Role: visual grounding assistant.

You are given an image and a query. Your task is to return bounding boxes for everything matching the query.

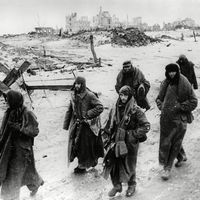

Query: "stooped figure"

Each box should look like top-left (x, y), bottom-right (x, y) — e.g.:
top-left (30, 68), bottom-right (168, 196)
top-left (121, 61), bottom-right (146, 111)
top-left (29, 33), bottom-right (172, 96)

top-left (63, 76), bottom-right (104, 174)
top-left (156, 63), bottom-right (198, 180)
top-left (176, 54), bottom-right (198, 90)
top-left (0, 90), bottom-right (44, 200)
top-left (176, 54), bottom-right (198, 164)
top-left (115, 60), bottom-right (151, 111)
top-left (102, 86), bottom-right (150, 197)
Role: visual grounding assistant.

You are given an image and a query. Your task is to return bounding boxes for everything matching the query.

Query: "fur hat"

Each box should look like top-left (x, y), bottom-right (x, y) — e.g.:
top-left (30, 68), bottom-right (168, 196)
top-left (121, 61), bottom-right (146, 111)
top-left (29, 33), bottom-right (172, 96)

top-left (75, 76), bottom-right (86, 85)
top-left (6, 90), bottom-right (24, 109)
top-left (177, 54), bottom-right (188, 64)
top-left (165, 63), bottom-right (180, 84)
top-left (179, 54), bottom-right (187, 60)
top-left (72, 76), bottom-right (86, 92)
top-left (165, 63), bottom-right (180, 73)
top-left (123, 60), bottom-right (132, 68)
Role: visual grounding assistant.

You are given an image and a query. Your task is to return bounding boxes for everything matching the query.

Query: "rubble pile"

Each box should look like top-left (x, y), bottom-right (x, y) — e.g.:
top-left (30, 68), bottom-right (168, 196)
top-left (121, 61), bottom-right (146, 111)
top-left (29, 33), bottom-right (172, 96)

top-left (111, 27), bottom-right (161, 47)
top-left (68, 28), bottom-right (161, 47)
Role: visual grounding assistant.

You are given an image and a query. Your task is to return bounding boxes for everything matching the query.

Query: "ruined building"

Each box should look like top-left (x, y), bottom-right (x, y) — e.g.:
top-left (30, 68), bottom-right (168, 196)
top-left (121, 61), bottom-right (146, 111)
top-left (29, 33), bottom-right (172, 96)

top-left (93, 7), bottom-right (112, 29)
top-left (65, 13), bottom-right (90, 33)
top-left (35, 27), bottom-right (55, 35)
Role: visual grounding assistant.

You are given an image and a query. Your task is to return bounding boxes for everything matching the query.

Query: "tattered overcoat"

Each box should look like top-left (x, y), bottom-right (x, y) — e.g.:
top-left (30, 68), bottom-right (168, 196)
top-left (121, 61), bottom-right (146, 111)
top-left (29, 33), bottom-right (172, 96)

top-left (115, 67), bottom-right (150, 109)
top-left (63, 89), bottom-right (104, 168)
top-left (0, 106), bottom-right (43, 200)
top-left (103, 97), bottom-right (150, 183)
top-left (156, 74), bottom-right (197, 169)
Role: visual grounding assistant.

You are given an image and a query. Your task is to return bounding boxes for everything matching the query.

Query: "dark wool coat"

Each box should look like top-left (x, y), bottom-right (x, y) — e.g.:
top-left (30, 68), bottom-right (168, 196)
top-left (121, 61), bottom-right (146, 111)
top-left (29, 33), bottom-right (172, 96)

top-left (63, 89), bottom-right (104, 168)
top-left (115, 67), bottom-right (150, 109)
top-left (176, 59), bottom-right (198, 89)
top-left (103, 97), bottom-right (150, 183)
top-left (156, 74), bottom-right (197, 169)
top-left (0, 107), bottom-right (43, 200)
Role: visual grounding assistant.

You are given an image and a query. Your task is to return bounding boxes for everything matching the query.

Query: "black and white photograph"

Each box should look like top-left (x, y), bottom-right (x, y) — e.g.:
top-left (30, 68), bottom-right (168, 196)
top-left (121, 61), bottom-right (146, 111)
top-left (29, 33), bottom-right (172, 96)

top-left (0, 0), bottom-right (200, 199)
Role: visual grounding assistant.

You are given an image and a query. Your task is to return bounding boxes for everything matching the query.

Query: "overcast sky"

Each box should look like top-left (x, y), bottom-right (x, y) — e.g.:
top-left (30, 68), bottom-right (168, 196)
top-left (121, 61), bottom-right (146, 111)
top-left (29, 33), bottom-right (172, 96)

top-left (1, 0), bottom-right (200, 35)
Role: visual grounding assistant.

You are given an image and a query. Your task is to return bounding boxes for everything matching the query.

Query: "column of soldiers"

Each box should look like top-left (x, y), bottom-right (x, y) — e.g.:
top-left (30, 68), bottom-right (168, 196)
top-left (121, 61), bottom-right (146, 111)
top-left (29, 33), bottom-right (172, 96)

top-left (0, 54), bottom-right (198, 199)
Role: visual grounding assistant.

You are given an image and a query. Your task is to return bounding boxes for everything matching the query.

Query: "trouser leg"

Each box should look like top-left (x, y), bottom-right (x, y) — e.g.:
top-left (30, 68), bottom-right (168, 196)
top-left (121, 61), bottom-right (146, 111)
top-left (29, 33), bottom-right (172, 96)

top-left (1, 147), bottom-right (26, 200)
top-left (128, 174), bottom-right (136, 186)
top-left (165, 121), bottom-right (187, 170)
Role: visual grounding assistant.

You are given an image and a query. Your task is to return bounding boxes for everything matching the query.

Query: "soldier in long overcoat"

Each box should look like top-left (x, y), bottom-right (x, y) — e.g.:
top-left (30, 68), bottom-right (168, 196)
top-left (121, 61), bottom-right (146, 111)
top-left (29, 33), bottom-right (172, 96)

top-left (176, 54), bottom-right (198, 89)
top-left (156, 63), bottom-right (197, 180)
top-left (102, 85), bottom-right (150, 197)
top-left (0, 90), bottom-right (44, 200)
top-left (115, 60), bottom-right (150, 110)
top-left (63, 76), bottom-right (104, 174)
top-left (176, 55), bottom-right (198, 165)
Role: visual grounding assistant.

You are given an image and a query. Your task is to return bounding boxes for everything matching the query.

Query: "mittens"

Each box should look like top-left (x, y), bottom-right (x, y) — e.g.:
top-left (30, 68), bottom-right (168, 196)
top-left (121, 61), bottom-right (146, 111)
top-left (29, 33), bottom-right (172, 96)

top-left (133, 131), bottom-right (147, 143)
top-left (156, 99), bottom-right (162, 110)
top-left (174, 103), bottom-right (181, 112)
top-left (115, 141), bottom-right (128, 158)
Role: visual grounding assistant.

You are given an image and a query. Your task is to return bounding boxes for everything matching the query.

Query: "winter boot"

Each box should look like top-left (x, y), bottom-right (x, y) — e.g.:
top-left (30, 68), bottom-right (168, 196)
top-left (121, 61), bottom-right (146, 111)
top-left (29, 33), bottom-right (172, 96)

top-left (175, 158), bottom-right (187, 168)
top-left (108, 184), bottom-right (122, 197)
top-left (74, 167), bottom-right (86, 174)
top-left (126, 185), bottom-right (136, 197)
top-left (161, 169), bottom-right (171, 181)
top-left (30, 180), bottom-right (44, 196)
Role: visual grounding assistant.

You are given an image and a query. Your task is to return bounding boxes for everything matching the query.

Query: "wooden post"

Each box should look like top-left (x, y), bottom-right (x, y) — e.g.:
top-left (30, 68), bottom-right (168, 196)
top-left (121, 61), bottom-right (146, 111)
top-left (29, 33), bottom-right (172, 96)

top-left (43, 46), bottom-right (46, 57)
top-left (181, 33), bottom-right (184, 41)
top-left (89, 34), bottom-right (98, 64)
top-left (193, 30), bottom-right (197, 42)
top-left (99, 58), bottom-right (101, 67)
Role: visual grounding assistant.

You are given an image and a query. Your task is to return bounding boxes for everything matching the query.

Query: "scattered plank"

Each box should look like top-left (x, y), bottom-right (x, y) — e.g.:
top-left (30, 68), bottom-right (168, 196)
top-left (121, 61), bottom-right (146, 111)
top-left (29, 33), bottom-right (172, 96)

top-left (25, 84), bottom-right (72, 90)
top-left (0, 63), bottom-right (10, 75)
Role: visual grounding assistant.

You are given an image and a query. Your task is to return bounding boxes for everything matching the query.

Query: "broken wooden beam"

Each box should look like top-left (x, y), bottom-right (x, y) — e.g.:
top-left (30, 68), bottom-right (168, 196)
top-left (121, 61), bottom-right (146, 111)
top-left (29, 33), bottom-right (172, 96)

top-left (25, 84), bottom-right (72, 90)
top-left (46, 55), bottom-right (93, 65)
top-left (0, 63), bottom-right (10, 75)
top-left (3, 68), bottom-right (18, 86)
top-left (24, 77), bottom-right (74, 91)
top-left (0, 61), bottom-right (31, 95)
top-left (3, 61), bottom-right (31, 87)
top-left (25, 77), bottom-right (75, 83)
top-left (0, 81), bottom-right (10, 93)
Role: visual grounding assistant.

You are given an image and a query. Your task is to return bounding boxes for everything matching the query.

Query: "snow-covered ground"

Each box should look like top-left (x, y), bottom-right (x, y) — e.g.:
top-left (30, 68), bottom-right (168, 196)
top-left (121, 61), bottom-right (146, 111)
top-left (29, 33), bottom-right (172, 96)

top-left (0, 31), bottom-right (200, 200)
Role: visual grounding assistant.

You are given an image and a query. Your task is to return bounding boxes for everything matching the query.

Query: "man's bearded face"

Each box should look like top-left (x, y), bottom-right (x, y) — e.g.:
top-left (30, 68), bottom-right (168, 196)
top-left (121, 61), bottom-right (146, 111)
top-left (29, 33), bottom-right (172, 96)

top-left (123, 64), bottom-right (132, 73)
top-left (75, 83), bottom-right (82, 92)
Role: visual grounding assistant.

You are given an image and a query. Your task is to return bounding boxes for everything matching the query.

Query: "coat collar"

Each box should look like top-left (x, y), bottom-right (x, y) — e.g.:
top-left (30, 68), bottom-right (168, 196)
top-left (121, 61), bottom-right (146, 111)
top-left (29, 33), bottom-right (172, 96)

top-left (78, 90), bottom-right (87, 99)
top-left (72, 90), bottom-right (87, 99)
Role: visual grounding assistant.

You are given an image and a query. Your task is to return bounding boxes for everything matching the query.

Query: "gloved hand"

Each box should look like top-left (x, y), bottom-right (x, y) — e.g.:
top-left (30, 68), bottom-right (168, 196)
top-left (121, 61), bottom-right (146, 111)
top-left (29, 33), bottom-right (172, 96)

top-left (174, 103), bottom-right (182, 112)
top-left (137, 84), bottom-right (146, 100)
top-left (7, 121), bottom-right (21, 131)
top-left (115, 141), bottom-right (128, 158)
top-left (76, 118), bottom-right (88, 125)
top-left (133, 130), bottom-right (147, 143)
